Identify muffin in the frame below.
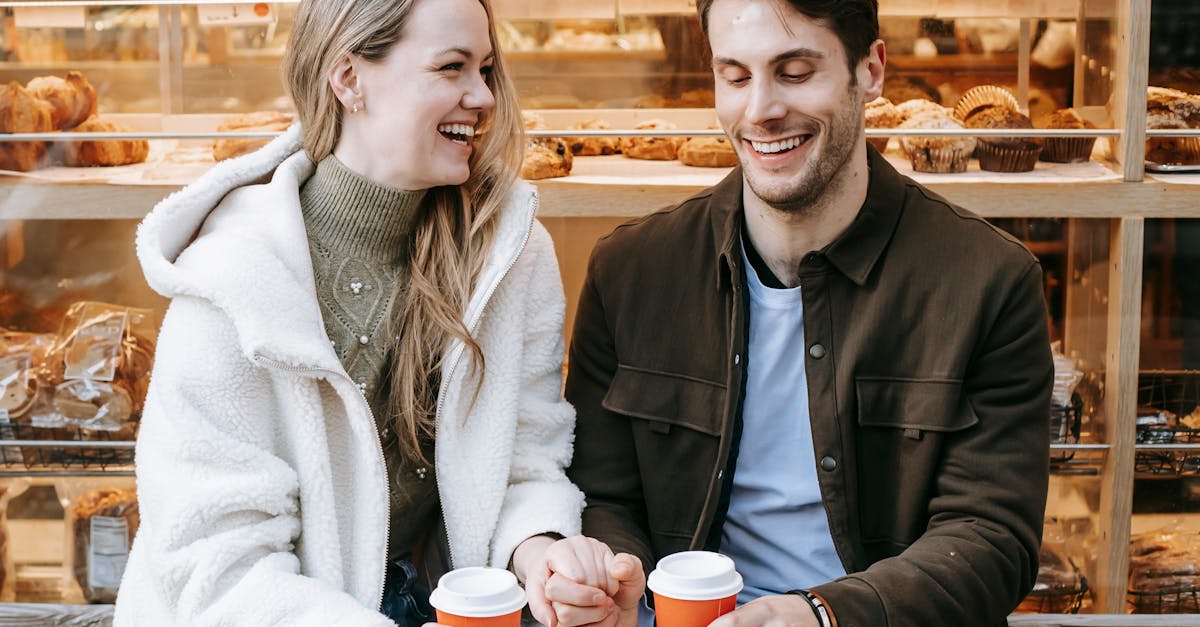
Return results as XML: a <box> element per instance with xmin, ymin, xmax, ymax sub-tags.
<box><xmin>621</xmin><ymin>119</ymin><xmax>684</xmax><ymax>160</ymax></box>
<box><xmin>954</xmin><ymin>85</ymin><xmax>1021</xmax><ymax>122</ymax></box>
<box><xmin>900</xmin><ymin>115</ymin><xmax>976</xmax><ymax>173</ymax></box>
<box><xmin>1036</xmin><ymin>108</ymin><xmax>1097</xmax><ymax>163</ymax></box>
<box><xmin>895</xmin><ymin>99</ymin><xmax>953</xmax><ymax>123</ymax></box>
<box><xmin>964</xmin><ymin>105</ymin><xmax>1042</xmax><ymax>172</ymax></box>
<box><xmin>1026</xmin><ymin>87</ymin><xmax>1059</xmax><ymax>122</ymax></box>
<box><xmin>566</xmin><ymin>118</ymin><xmax>620</xmax><ymax>156</ymax></box>
<box><xmin>678</xmin><ymin>135</ymin><xmax>737</xmax><ymax>167</ymax></box>
<box><xmin>864</xmin><ymin>97</ymin><xmax>901</xmax><ymax>153</ymax></box>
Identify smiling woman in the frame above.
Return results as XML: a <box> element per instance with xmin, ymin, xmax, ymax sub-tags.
<box><xmin>111</xmin><ymin>0</ymin><xmax>596</xmax><ymax>626</ymax></box>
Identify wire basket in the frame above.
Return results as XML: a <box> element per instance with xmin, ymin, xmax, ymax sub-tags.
<box><xmin>0</xmin><ymin>422</ymin><xmax>136</xmax><ymax>470</ymax></box>
<box><xmin>1050</xmin><ymin>393</ymin><xmax>1084</xmax><ymax>464</ymax></box>
<box><xmin>1135</xmin><ymin>371</ymin><xmax>1200</xmax><ymax>476</ymax></box>
<box><xmin>1018</xmin><ymin>576</ymin><xmax>1089</xmax><ymax>614</ymax></box>
<box><xmin>1128</xmin><ymin>584</ymin><xmax>1200</xmax><ymax>614</ymax></box>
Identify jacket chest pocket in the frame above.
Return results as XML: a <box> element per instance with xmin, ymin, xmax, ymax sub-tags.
<box><xmin>855</xmin><ymin>377</ymin><xmax>976</xmax><ymax>551</ymax></box>
<box><xmin>603</xmin><ymin>365</ymin><xmax>726</xmax><ymax>541</ymax></box>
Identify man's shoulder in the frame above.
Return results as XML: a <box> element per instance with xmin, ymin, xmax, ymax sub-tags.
<box><xmin>591</xmin><ymin>187</ymin><xmax>722</xmax><ymax>263</ymax></box>
<box><xmin>897</xmin><ymin>177</ymin><xmax>1039</xmax><ymax>270</ymax></box>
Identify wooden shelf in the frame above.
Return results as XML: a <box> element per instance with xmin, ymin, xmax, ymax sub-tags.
<box><xmin>1</xmin><ymin>162</ymin><xmax>1198</xmax><ymax>221</ymax></box>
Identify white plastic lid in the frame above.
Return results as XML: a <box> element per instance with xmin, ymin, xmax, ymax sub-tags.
<box><xmin>647</xmin><ymin>552</ymin><xmax>744</xmax><ymax>601</ymax></box>
<box><xmin>429</xmin><ymin>567</ymin><xmax>527</xmax><ymax>618</ymax></box>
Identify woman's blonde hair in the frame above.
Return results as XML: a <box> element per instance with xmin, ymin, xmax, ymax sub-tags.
<box><xmin>283</xmin><ymin>0</ymin><xmax>524</xmax><ymax>465</ymax></box>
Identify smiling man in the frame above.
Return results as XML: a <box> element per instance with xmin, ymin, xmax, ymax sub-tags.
<box><xmin>561</xmin><ymin>1</ymin><xmax>1054</xmax><ymax>626</ymax></box>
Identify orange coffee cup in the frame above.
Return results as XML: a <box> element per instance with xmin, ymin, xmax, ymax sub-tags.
<box><xmin>647</xmin><ymin>552</ymin><xmax>743</xmax><ymax>627</ymax></box>
<box><xmin>429</xmin><ymin>567</ymin><xmax>526</xmax><ymax>627</ymax></box>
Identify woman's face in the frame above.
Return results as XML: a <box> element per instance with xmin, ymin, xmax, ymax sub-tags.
<box><xmin>336</xmin><ymin>0</ymin><xmax>496</xmax><ymax>190</ymax></box>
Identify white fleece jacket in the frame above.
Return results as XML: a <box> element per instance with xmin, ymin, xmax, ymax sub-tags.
<box><xmin>114</xmin><ymin>126</ymin><xmax>584</xmax><ymax>626</ymax></box>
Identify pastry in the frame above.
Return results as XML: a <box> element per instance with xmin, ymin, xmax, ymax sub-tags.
<box><xmin>567</xmin><ymin>118</ymin><xmax>620</xmax><ymax>156</ymax></box>
<box><xmin>1036</xmin><ymin>108</ymin><xmax>1097</xmax><ymax>163</ymax></box>
<box><xmin>864</xmin><ymin>97</ymin><xmax>901</xmax><ymax>153</ymax></box>
<box><xmin>1146</xmin><ymin>111</ymin><xmax>1200</xmax><ymax>165</ymax></box>
<box><xmin>0</xmin><ymin>81</ymin><xmax>55</xmax><ymax>172</ymax></box>
<box><xmin>964</xmin><ymin>105</ymin><xmax>1042</xmax><ymax>172</ymax></box>
<box><xmin>678</xmin><ymin>135</ymin><xmax>737</xmax><ymax>167</ymax></box>
<box><xmin>25</xmin><ymin>71</ymin><xmax>97</xmax><ymax>130</ymax></box>
<box><xmin>675</xmin><ymin>88</ymin><xmax>715</xmax><ymax>108</ymax></box>
<box><xmin>212</xmin><ymin>110</ymin><xmax>293</xmax><ymax>162</ymax></box>
<box><xmin>621</xmin><ymin>119</ymin><xmax>684</xmax><ymax>160</ymax></box>
<box><xmin>62</xmin><ymin>117</ymin><xmax>150</xmax><ymax>166</ymax></box>
<box><xmin>900</xmin><ymin>114</ymin><xmax>976</xmax><ymax>173</ymax></box>
<box><xmin>520</xmin><ymin>138</ymin><xmax>572</xmax><ymax>180</ymax></box>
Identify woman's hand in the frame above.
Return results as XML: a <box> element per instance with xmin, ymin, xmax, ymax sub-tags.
<box><xmin>513</xmin><ymin>535</ymin><xmax>619</xmax><ymax>627</ymax></box>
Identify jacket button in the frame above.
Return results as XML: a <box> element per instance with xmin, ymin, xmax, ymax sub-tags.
<box><xmin>820</xmin><ymin>456</ymin><xmax>837</xmax><ymax>472</ymax></box>
<box><xmin>809</xmin><ymin>343</ymin><xmax>827</xmax><ymax>359</ymax></box>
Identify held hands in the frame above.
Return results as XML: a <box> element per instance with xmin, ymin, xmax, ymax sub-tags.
<box><xmin>513</xmin><ymin>535</ymin><xmax>645</xmax><ymax>627</ymax></box>
<box><xmin>707</xmin><ymin>594</ymin><xmax>820</xmax><ymax>627</ymax></box>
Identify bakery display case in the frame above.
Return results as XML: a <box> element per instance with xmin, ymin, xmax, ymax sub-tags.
<box><xmin>0</xmin><ymin>0</ymin><xmax>1194</xmax><ymax>623</ymax></box>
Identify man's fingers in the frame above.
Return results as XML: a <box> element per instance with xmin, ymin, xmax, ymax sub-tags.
<box><xmin>609</xmin><ymin>553</ymin><xmax>647</xmax><ymax>610</ymax></box>
<box><xmin>551</xmin><ymin>600</ymin><xmax>615</xmax><ymax>627</ymax></box>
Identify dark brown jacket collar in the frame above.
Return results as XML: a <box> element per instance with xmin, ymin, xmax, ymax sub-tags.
<box><xmin>710</xmin><ymin>145</ymin><xmax>908</xmax><ymax>289</ymax></box>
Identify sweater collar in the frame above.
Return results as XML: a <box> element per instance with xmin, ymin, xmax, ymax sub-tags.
<box><xmin>300</xmin><ymin>155</ymin><xmax>427</xmax><ymax>262</ymax></box>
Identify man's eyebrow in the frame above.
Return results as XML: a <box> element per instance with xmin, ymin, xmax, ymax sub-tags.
<box><xmin>712</xmin><ymin>47</ymin><xmax>825</xmax><ymax>68</ymax></box>
<box><xmin>434</xmin><ymin>47</ymin><xmax>496</xmax><ymax>61</ymax></box>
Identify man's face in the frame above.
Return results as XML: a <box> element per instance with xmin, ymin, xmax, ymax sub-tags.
<box><xmin>708</xmin><ymin>0</ymin><xmax>874</xmax><ymax>211</ymax></box>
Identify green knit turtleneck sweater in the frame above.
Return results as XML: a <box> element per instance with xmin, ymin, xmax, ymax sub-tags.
<box><xmin>300</xmin><ymin>155</ymin><xmax>438</xmax><ymax>560</ymax></box>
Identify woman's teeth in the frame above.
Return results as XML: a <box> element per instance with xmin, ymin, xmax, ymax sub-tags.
<box><xmin>751</xmin><ymin>135</ymin><xmax>807</xmax><ymax>154</ymax></box>
<box><xmin>438</xmin><ymin>123</ymin><xmax>475</xmax><ymax>145</ymax></box>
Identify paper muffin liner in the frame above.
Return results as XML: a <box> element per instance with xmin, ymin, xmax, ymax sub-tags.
<box><xmin>1041</xmin><ymin>137</ymin><xmax>1097</xmax><ymax>163</ymax></box>
<box><xmin>977</xmin><ymin>140</ymin><xmax>1043</xmax><ymax>172</ymax></box>
<box><xmin>1145</xmin><ymin>136</ymin><xmax>1200</xmax><ymax>165</ymax></box>
<box><xmin>955</xmin><ymin>85</ymin><xmax>1020</xmax><ymax>122</ymax></box>
<box><xmin>867</xmin><ymin>137</ymin><xmax>890</xmax><ymax>153</ymax></box>
<box><xmin>908</xmin><ymin>145</ymin><xmax>972</xmax><ymax>173</ymax></box>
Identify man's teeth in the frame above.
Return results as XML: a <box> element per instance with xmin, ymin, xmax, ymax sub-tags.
<box><xmin>438</xmin><ymin>123</ymin><xmax>475</xmax><ymax>138</ymax></box>
<box><xmin>751</xmin><ymin>135</ymin><xmax>805</xmax><ymax>154</ymax></box>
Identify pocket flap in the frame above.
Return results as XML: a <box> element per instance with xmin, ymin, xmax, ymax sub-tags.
<box><xmin>856</xmin><ymin>377</ymin><xmax>976</xmax><ymax>432</ymax></box>
<box><xmin>602</xmin><ymin>365</ymin><xmax>726</xmax><ymax>436</ymax></box>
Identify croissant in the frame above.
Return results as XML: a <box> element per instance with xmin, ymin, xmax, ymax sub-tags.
<box><xmin>26</xmin><ymin>70</ymin><xmax>97</xmax><ymax>130</ymax></box>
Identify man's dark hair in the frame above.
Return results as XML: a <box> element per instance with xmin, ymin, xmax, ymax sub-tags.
<box><xmin>697</xmin><ymin>0</ymin><xmax>879</xmax><ymax>72</ymax></box>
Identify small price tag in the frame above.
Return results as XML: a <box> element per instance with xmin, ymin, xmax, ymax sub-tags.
<box><xmin>13</xmin><ymin>6</ymin><xmax>86</xmax><ymax>29</ymax></box>
<box><xmin>197</xmin><ymin>3</ymin><xmax>276</xmax><ymax>27</ymax></box>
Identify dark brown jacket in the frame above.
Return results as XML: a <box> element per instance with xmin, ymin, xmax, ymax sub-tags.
<box><xmin>565</xmin><ymin>148</ymin><xmax>1053</xmax><ymax>627</ymax></box>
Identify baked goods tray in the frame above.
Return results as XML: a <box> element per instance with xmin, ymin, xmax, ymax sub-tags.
<box><xmin>0</xmin><ymin>423</ymin><xmax>135</xmax><ymax>473</ymax></box>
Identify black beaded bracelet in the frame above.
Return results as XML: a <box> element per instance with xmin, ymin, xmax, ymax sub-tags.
<box><xmin>790</xmin><ymin>590</ymin><xmax>833</xmax><ymax>627</ymax></box>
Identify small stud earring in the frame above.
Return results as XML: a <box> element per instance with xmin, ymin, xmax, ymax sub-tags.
<box><xmin>352</xmin><ymin>102</ymin><xmax>360</xmax><ymax>114</ymax></box>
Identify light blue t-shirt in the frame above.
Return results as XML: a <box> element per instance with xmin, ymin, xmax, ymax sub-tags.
<box><xmin>719</xmin><ymin>244</ymin><xmax>846</xmax><ymax>604</ymax></box>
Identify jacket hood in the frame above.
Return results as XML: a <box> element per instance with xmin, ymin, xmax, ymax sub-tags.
<box><xmin>136</xmin><ymin>124</ymin><xmax>538</xmax><ymax>372</ymax></box>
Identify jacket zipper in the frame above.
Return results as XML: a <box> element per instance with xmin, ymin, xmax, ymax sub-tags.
<box><xmin>433</xmin><ymin>196</ymin><xmax>537</xmax><ymax>569</ymax></box>
<box><xmin>253</xmin><ymin>356</ymin><xmax>392</xmax><ymax>611</ymax></box>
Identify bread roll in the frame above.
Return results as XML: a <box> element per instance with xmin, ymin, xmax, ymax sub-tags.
<box><xmin>26</xmin><ymin>71</ymin><xmax>97</xmax><ymax>130</ymax></box>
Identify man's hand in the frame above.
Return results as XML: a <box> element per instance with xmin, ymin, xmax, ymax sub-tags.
<box><xmin>707</xmin><ymin>594</ymin><xmax>820</xmax><ymax>627</ymax></box>
<box><xmin>546</xmin><ymin>552</ymin><xmax>645</xmax><ymax>627</ymax></box>
<box><xmin>515</xmin><ymin>535</ymin><xmax>618</xmax><ymax>627</ymax></box>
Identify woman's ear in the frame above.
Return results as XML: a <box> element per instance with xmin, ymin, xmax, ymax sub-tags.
<box><xmin>328</xmin><ymin>54</ymin><xmax>361</xmax><ymax>110</ymax></box>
